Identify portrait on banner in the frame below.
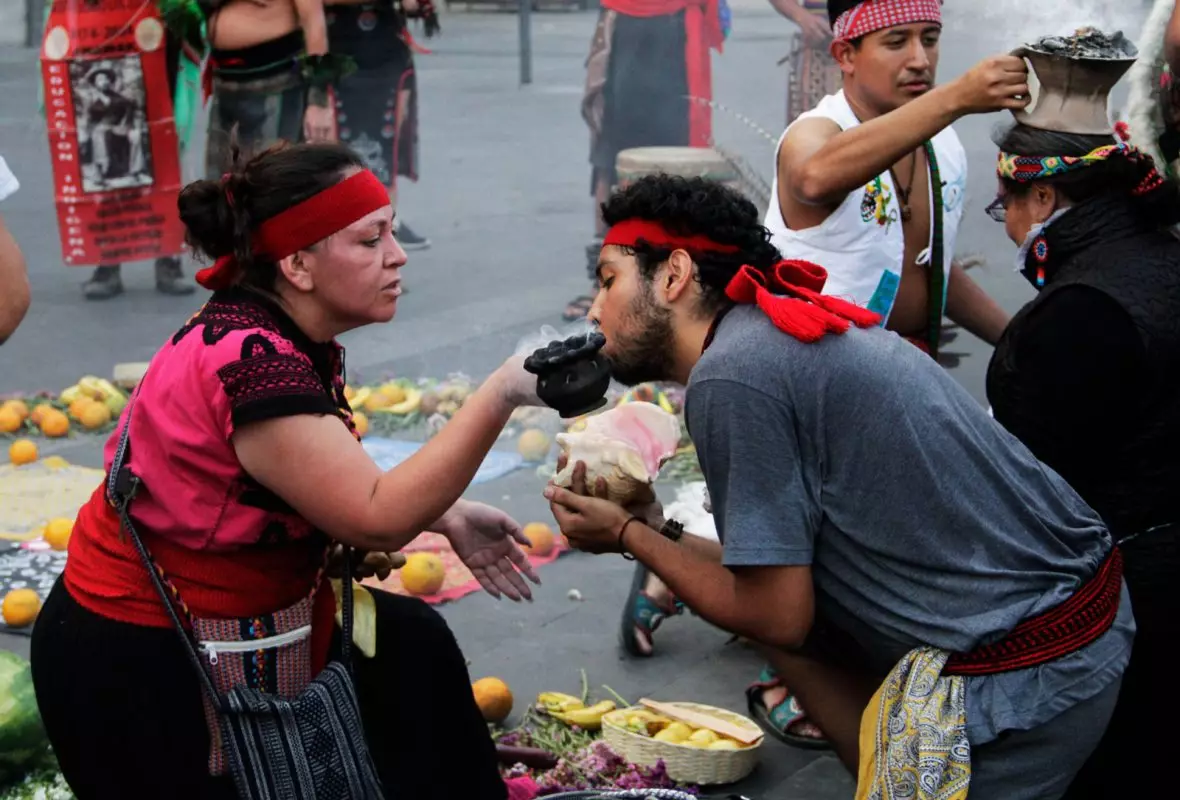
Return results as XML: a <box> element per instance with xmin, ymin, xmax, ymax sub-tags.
<box><xmin>69</xmin><ymin>56</ymin><xmax>155</xmax><ymax>193</ymax></box>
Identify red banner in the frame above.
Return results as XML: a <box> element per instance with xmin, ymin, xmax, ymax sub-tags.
<box><xmin>41</xmin><ymin>0</ymin><xmax>184</xmax><ymax>267</ymax></box>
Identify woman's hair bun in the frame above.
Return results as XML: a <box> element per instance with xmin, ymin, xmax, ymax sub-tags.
<box><xmin>177</xmin><ymin>177</ymin><xmax>238</xmax><ymax>260</ymax></box>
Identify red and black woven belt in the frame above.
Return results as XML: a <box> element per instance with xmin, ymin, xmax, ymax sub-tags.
<box><xmin>944</xmin><ymin>548</ymin><xmax>1124</xmax><ymax>676</ymax></box>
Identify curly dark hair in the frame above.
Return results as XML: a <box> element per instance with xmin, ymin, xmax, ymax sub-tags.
<box><xmin>600</xmin><ymin>174</ymin><xmax>781</xmax><ymax>316</ymax></box>
<box><xmin>996</xmin><ymin>123</ymin><xmax>1180</xmax><ymax>228</ymax></box>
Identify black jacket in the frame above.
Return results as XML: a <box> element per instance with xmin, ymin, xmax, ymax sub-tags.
<box><xmin>987</xmin><ymin>195</ymin><xmax>1180</xmax><ymax>541</ymax></box>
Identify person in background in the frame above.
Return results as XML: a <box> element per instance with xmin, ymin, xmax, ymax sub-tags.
<box><xmin>986</xmin><ymin>123</ymin><xmax>1180</xmax><ymax>800</ymax></box>
<box><xmin>326</xmin><ymin>0</ymin><xmax>437</xmax><ymax>251</ymax></box>
<box><xmin>0</xmin><ymin>156</ymin><xmax>30</xmax><ymax>344</ymax></box>
<box><xmin>568</xmin><ymin>0</ymin><xmax>728</xmax><ymax>322</ymax></box>
<box><xmin>81</xmin><ymin>15</ymin><xmax>196</xmax><ymax>300</ymax></box>
<box><xmin>770</xmin><ymin>0</ymin><xmax>838</xmax><ymax>125</ymax></box>
<box><xmin>203</xmin><ymin>0</ymin><xmax>341</xmax><ymax>175</ymax></box>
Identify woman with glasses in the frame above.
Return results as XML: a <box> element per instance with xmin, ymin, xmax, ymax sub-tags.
<box><xmin>985</xmin><ymin>123</ymin><xmax>1180</xmax><ymax>800</ymax></box>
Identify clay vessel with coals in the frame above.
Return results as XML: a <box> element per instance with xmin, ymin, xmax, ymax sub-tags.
<box><xmin>524</xmin><ymin>331</ymin><xmax>611</xmax><ymax>418</ymax></box>
<box><xmin>1012</xmin><ymin>28</ymin><xmax>1138</xmax><ymax>135</ymax></box>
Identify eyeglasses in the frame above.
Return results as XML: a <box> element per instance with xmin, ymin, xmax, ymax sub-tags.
<box><xmin>985</xmin><ymin>195</ymin><xmax>1007</xmax><ymax>223</ymax></box>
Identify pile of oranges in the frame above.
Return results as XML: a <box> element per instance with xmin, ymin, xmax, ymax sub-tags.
<box><xmin>0</xmin><ymin>399</ymin><xmax>71</xmax><ymax>438</ymax></box>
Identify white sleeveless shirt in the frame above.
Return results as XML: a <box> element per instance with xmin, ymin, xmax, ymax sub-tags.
<box><xmin>764</xmin><ymin>91</ymin><xmax>968</xmax><ymax>324</ymax></box>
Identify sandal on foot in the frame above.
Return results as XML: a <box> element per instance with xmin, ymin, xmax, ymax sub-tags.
<box><xmin>619</xmin><ymin>564</ymin><xmax>684</xmax><ymax>658</ymax></box>
<box><xmin>745</xmin><ymin>665</ymin><xmax>831</xmax><ymax>750</ymax></box>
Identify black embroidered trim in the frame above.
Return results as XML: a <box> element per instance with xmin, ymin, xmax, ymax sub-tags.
<box><xmin>218</xmin><ymin>354</ymin><xmax>339</xmax><ymax>430</ymax></box>
<box><xmin>172</xmin><ymin>298</ymin><xmax>280</xmax><ymax>347</ymax></box>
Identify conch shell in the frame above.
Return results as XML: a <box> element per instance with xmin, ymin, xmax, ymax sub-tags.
<box><xmin>554</xmin><ymin>403</ymin><xmax>681</xmax><ymax>505</ymax></box>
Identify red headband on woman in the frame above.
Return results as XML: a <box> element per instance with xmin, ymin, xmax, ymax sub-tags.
<box><xmin>602</xmin><ymin>219</ymin><xmax>880</xmax><ymax>342</ymax></box>
<box><xmin>195</xmin><ymin>170</ymin><xmax>392</xmax><ymax>290</ymax></box>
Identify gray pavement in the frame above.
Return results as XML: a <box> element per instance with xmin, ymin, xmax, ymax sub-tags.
<box><xmin>0</xmin><ymin>3</ymin><xmax>1151</xmax><ymax>797</ymax></box>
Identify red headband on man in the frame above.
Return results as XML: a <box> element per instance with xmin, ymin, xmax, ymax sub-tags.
<box><xmin>832</xmin><ymin>0</ymin><xmax>942</xmax><ymax>43</ymax></box>
<box><xmin>602</xmin><ymin>219</ymin><xmax>880</xmax><ymax>343</ymax></box>
<box><xmin>194</xmin><ymin>169</ymin><xmax>392</xmax><ymax>291</ymax></box>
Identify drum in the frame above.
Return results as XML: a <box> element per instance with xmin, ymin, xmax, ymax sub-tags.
<box><xmin>614</xmin><ymin>146</ymin><xmax>741</xmax><ymax>192</ymax></box>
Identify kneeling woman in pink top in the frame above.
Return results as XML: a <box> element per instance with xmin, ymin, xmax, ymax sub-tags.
<box><xmin>31</xmin><ymin>142</ymin><xmax>541</xmax><ymax>799</ymax></box>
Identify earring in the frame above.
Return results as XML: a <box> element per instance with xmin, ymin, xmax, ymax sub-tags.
<box><xmin>1031</xmin><ymin>234</ymin><xmax>1049</xmax><ymax>288</ymax></box>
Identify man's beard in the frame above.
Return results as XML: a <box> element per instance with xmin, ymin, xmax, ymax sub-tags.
<box><xmin>604</xmin><ymin>288</ymin><xmax>676</xmax><ymax>387</ymax></box>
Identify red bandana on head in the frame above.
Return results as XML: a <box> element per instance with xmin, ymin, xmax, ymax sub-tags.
<box><xmin>602</xmin><ymin>220</ymin><xmax>881</xmax><ymax>343</ymax></box>
<box><xmin>832</xmin><ymin>0</ymin><xmax>943</xmax><ymax>42</ymax></box>
<box><xmin>194</xmin><ymin>170</ymin><xmax>392</xmax><ymax>291</ymax></box>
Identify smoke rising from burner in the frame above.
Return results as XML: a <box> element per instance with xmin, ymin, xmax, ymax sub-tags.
<box><xmin>962</xmin><ymin>1</ymin><xmax>1147</xmax><ymax>46</ymax></box>
<box><xmin>514</xmin><ymin>319</ymin><xmax>601</xmax><ymax>358</ymax></box>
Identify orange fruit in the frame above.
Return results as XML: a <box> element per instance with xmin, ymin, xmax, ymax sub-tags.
<box><xmin>520</xmin><ymin>522</ymin><xmax>556</xmax><ymax>557</ymax></box>
<box><xmin>8</xmin><ymin>439</ymin><xmax>38</xmax><ymax>466</ymax></box>
<box><xmin>29</xmin><ymin>404</ymin><xmax>53</xmax><ymax>425</ymax></box>
<box><xmin>517</xmin><ymin>428</ymin><xmax>552</xmax><ymax>462</ymax></box>
<box><xmin>1</xmin><ymin>588</ymin><xmax>41</xmax><ymax>628</ymax></box>
<box><xmin>343</xmin><ymin>385</ymin><xmax>356</xmax><ymax>402</ymax></box>
<box><xmin>0</xmin><ymin>405</ymin><xmax>22</xmax><ymax>434</ymax></box>
<box><xmin>471</xmin><ymin>677</ymin><xmax>514</xmax><ymax>723</ymax></box>
<box><xmin>39</xmin><ymin>409</ymin><xmax>70</xmax><ymax>438</ymax></box>
<box><xmin>78</xmin><ymin>401</ymin><xmax>112</xmax><ymax>430</ymax></box>
<box><xmin>352</xmin><ymin>411</ymin><xmax>369</xmax><ymax>439</ymax></box>
<box><xmin>68</xmin><ymin>397</ymin><xmax>95</xmax><ymax>421</ymax></box>
<box><xmin>43</xmin><ymin>517</ymin><xmax>74</xmax><ymax>551</ymax></box>
<box><xmin>1</xmin><ymin>399</ymin><xmax>29</xmax><ymax>420</ymax></box>
<box><xmin>400</xmin><ymin>552</ymin><xmax>446</xmax><ymax>596</ymax></box>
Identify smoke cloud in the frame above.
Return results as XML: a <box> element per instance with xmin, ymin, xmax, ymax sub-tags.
<box><xmin>959</xmin><ymin>1</ymin><xmax>1149</xmax><ymax>44</ymax></box>
<box><xmin>513</xmin><ymin>319</ymin><xmax>600</xmax><ymax>359</ymax></box>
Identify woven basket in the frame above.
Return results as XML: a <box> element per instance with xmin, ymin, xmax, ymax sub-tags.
<box><xmin>601</xmin><ymin>703</ymin><xmax>762</xmax><ymax>785</ymax></box>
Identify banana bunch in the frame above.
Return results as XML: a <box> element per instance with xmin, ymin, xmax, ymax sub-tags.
<box><xmin>349</xmin><ymin>382</ymin><xmax>423</xmax><ymax>416</ymax></box>
<box><xmin>60</xmin><ymin>376</ymin><xmax>128</xmax><ymax>414</ymax></box>
<box><xmin>535</xmin><ymin>692</ymin><xmax>617</xmax><ymax>730</ymax></box>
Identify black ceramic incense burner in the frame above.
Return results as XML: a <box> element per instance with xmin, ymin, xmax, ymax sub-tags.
<box><xmin>524</xmin><ymin>331</ymin><xmax>611</xmax><ymax>418</ymax></box>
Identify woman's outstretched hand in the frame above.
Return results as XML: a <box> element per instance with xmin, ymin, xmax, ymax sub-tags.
<box><xmin>491</xmin><ymin>355</ymin><xmax>544</xmax><ymax>409</ymax></box>
<box><xmin>437</xmin><ymin>500</ymin><xmax>541</xmax><ymax>601</ymax></box>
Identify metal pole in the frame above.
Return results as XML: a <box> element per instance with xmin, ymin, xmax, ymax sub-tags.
<box><xmin>519</xmin><ymin>0</ymin><xmax>532</xmax><ymax>86</ymax></box>
<box><xmin>26</xmin><ymin>0</ymin><xmax>45</xmax><ymax>48</ymax></box>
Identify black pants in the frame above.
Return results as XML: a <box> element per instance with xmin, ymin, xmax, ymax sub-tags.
<box><xmin>31</xmin><ymin>578</ymin><xmax>506</xmax><ymax>799</ymax></box>
<box><xmin>590</xmin><ymin>11</ymin><xmax>690</xmax><ymax>187</ymax></box>
<box><xmin>1060</xmin><ymin>527</ymin><xmax>1180</xmax><ymax>799</ymax></box>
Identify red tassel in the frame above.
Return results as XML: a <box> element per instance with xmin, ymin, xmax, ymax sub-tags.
<box><xmin>757</xmin><ymin>291</ymin><xmax>851</xmax><ymax>342</ymax></box>
<box><xmin>725</xmin><ymin>260</ymin><xmax>882</xmax><ymax>343</ymax></box>
<box><xmin>804</xmin><ymin>290</ymin><xmax>882</xmax><ymax>329</ymax></box>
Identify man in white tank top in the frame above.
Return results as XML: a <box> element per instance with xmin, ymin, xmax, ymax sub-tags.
<box><xmin>768</xmin><ymin>0</ymin><xmax>1022</xmax><ymax>356</ymax></box>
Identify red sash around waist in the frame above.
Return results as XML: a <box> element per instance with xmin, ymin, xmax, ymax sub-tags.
<box><xmin>944</xmin><ymin>548</ymin><xmax>1124</xmax><ymax>676</ymax></box>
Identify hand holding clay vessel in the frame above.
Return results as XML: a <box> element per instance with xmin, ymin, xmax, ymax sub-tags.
<box><xmin>524</xmin><ymin>331</ymin><xmax>612</xmax><ymax>418</ymax></box>
<box><xmin>1012</xmin><ymin>28</ymin><xmax>1138</xmax><ymax>135</ymax></box>
<box><xmin>553</xmin><ymin>403</ymin><xmax>681</xmax><ymax>506</ymax></box>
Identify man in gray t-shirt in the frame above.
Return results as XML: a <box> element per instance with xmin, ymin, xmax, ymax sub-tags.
<box><xmin>545</xmin><ymin>176</ymin><xmax>1131</xmax><ymax>799</ymax></box>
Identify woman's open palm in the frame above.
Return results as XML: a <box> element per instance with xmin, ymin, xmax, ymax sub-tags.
<box><xmin>442</xmin><ymin>501</ymin><xmax>540</xmax><ymax>601</ymax></box>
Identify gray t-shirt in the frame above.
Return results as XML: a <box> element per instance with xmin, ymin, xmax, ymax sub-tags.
<box><xmin>686</xmin><ymin>306</ymin><xmax>1132</xmax><ymax>742</ymax></box>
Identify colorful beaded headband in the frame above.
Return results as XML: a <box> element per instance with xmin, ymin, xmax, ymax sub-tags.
<box><xmin>997</xmin><ymin>143</ymin><xmax>1128</xmax><ymax>182</ymax></box>
<box><xmin>997</xmin><ymin>140</ymin><xmax>1167</xmax><ymax>196</ymax></box>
